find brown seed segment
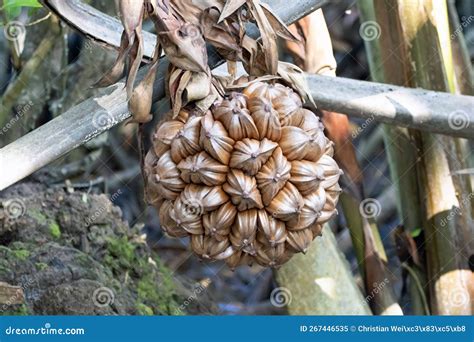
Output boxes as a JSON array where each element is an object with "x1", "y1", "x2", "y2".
[
  {"x1": 223, "y1": 169, "x2": 263, "y2": 211},
  {"x1": 203, "y1": 202, "x2": 237, "y2": 241},
  {"x1": 170, "y1": 115, "x2": 202, "y2": 163},
  {"x1": 178, "y1": 151, "x2": 228, "y2": 186},
  {"x1": 248, "y1": 97, "x2": 281, "y2": 141},
  {"x1": 229, "y1": 138, "x2": 277, "y2": 176},
  {"x1": 230, "y1": 209, "x2": 258, "y2": 255},
  {"x1": 267, "y1": 182, "x2": 304, "y2": 221},
  {"x1": 256, "y1": 147, "x2": 291, "y2": 206},
  {"x1": 213, "y1": 98, "x2": 259, "y2": 140},
  {"x1": 200, "y1": 112, "x2": 234, "y2": 165},
  {"x1": 151, "y1": 151, "x2": 185, "y2": 200},
  {"x1": 289, "y1": 160, "x2": 324, "y2": 196}
]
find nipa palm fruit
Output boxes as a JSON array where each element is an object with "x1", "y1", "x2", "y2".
[{"x1": 145, "y1": 80, "x2": 342, "y2": 269}]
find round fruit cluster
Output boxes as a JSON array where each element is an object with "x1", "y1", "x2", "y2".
[{"x1": 145, "y1": 81, "x2": 342, "y2": 268}]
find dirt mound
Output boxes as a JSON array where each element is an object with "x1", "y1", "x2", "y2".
[{"x1": 0, "y1": 183, "x2": 215, "y2": 315}]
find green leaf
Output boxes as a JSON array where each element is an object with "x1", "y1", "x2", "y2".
[
  {"x1": 2, "y1": 0, "x2": 41, "y2": 21},
  {"x1": 411, "y1": 228, "x2": 422, "y2": 238}
]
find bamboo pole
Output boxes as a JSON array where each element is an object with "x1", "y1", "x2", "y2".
[
  {"x1": 275, "y1": 226, "x2": 371, "y2": 315},
  {"x1": 360, "y1": 0, "x2": 473, "y2": 315},
  {"x1": 277, "y1": 10, "x2": 385, "y2": 315},
  {"x1": 1, "y1": 73, "x2": 473, "y2": 190},
  {"x1": 358, "y1": 0, "x2": 425, "y2": 315}
]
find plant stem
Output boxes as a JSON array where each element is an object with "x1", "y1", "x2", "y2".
[
  {"x1": 275, "y1": 225, "x2": 371, "y2": 315},
  {"x1": 359, "y1": 0, "x2": 473, "y2": 315}
]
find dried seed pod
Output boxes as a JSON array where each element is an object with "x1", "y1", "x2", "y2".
[
  {"x1": 170, "y1": 115, "x2": 202, "y2": 163},
  {"x1": 310, "y1": 223, "x2": 323, "y2": 238},
  {"x1": 287, "y1": 187, "x2": 326, "y2": 230},
  {"x1": 267, "y1": 182, "x2": 304, "y2": 221},
  {"x1": 318, "y1": 155, "x2": 343, "y2": 189},
  {"x1": 247, "y1": 97, "x2": 281, "y2": 141},
  {"x1": 256, "y1": 147, "x2": 291, "y2": 206},
  {"x1": 146, "y1": 79, "x2": 341, "y2": 268},
  {"x1": 178, "y1": 151, "x2": 228, "y2": 185},
  {"x1": 286, "y1": 228, "x2": 313, "y2": 253},
  {"x1": 152, "y1": 151, "x2": 185, "y2": 200},
  {"x1": 158, "y1": 22, "x2": 208, "y2": 73},
  {"x1": 159, "y1": 200, "x2": 188, "y2": 238},
  {"x1": 230, "y1": 209, "x2": 258, "y2": 255},
  {"x1": 257, "y1": 210, "x2": 286, "y2": 246},
  {"x1": 203, "y1": 202, "x2": 237, "y2": 241},
  {"x1": 229, "y1": 138, "x2": 277, "y2": 175},
  {"x1": 144, "y1": 150, "x2": 162, "y2": 205},
  {"x1": 153, "y1": 120, "x2": 184, "y2": 157},
  {"x1": 223, "y1": 169, "x2": 263, "y2": 211},
  {"x1": 273, "y1": 92, "x2": 302, "y2": 124},
  {"x1": 319, "y1": 183, "x2": 342, "y2": 222},
  {"x1": 180, "y1": 184, "x2": 229, "y2": 212},
  {"x1": 191, "y1": 235, "x2": 234, "y2": 260},
  {"x1": 288, "y1": 108, "x2": 320, "y2": 130},
  {"x1": 325, "y1": 183, "x2": 342, "y2": 206},
  {"x1": 254, "y1": 241, "x2": 286, "y2": 267},
  {"x1": 243, "y1": 81, "x2": 288, "y2": 101},
  {"x1": 200, "y1": 112, "x2": 234, "y2": 165},
  {"x1": 172, "y1": 197, "x2": 204, "y2": 235},
  {"x1": 226, "y1": 250, "x2": 254, "y2": 270},
  {"x1": 324, "y1": 139, "x2": 335, "y2": 157},
  {"x1": 279, "y1": 126, "x2": 312, "y2": 160},
  {"x1": 213, "y1": 98, "x2": 259, "y2": 140},
  {"x1": 290, "y1": 160, "x2": 324, "y2": 196}
]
